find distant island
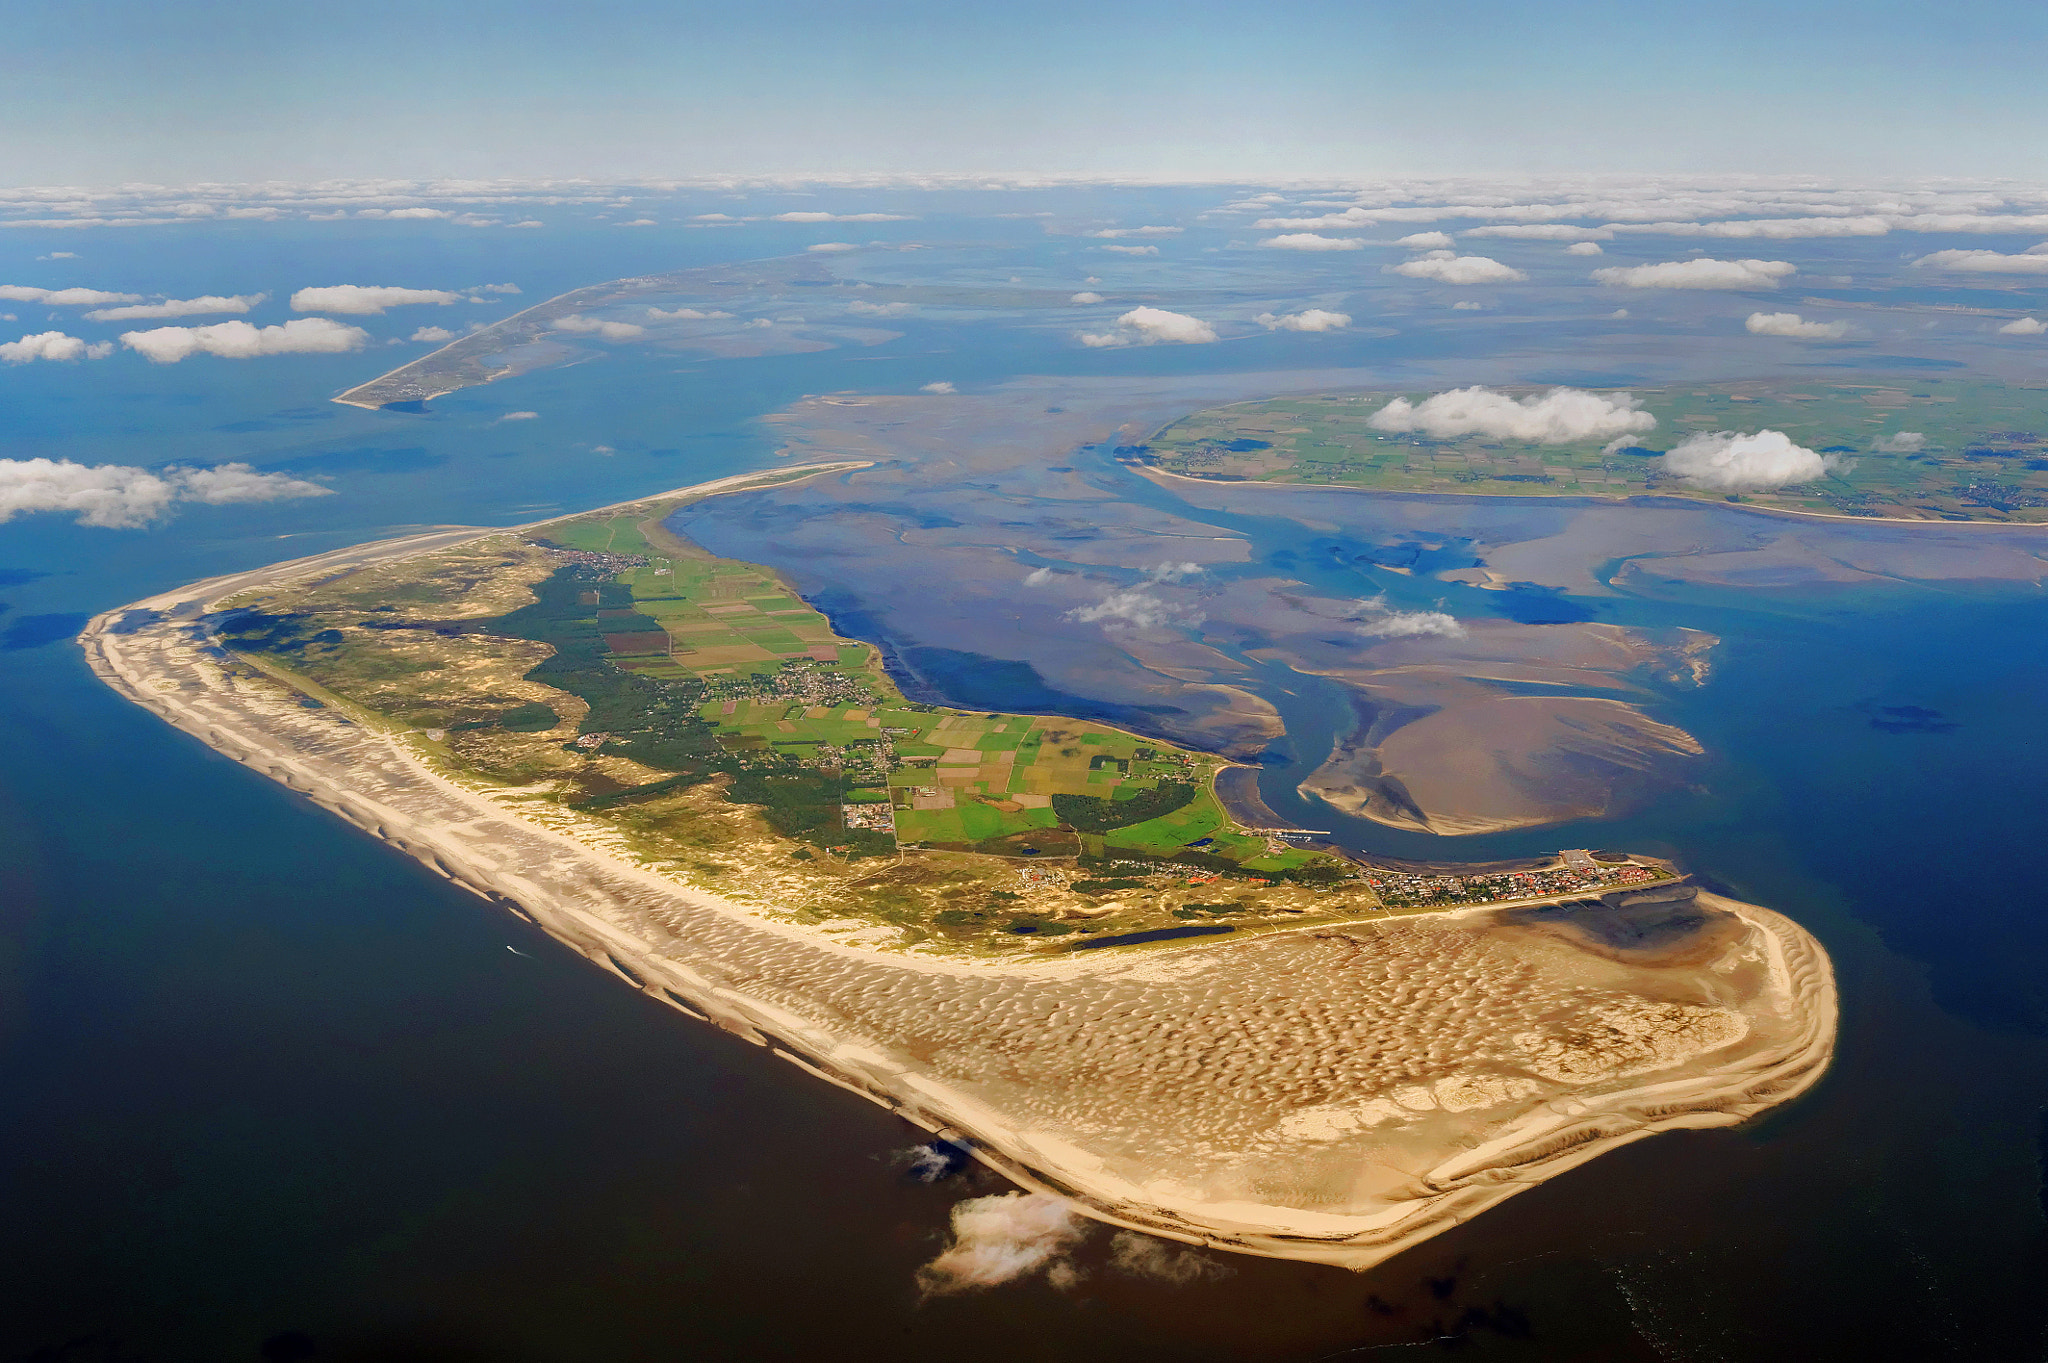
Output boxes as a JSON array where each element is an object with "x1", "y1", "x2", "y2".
[
  {"x1": 1139, "y1": 379, "x2": 2048, "y2": 523},
  {"x1": 82, "y1": 463, "x2": 1837, "y2": 1272}
]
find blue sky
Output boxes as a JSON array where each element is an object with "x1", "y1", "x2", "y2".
[{"x1": 5, "y1": 0, "x2": 2047, "y2": 184}]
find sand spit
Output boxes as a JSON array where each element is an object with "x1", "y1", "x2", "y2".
[{"x1": 82, "y1": 523, "x2": 1837, "y2": 1273}]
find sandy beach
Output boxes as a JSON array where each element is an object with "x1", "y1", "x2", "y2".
[{"x1": 79, "y1": 477, "x2": 1839, "y2": 1272}]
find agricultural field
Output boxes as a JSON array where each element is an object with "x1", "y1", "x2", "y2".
[{"x1": 1139, "y1": 379, "x2": 2048, "y2": 522}]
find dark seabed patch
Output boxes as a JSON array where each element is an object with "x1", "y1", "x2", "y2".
[
  {"x1": 0, "y1": 568, "x2": 52, "y2": 586},
  {"x1": 3, "y1": 613, "x2": 90, "y2": 650},
  {"x1": 1856, "y1": 700, "x2": 1960, "y2": 733},
  {"x1": 270, "y1": 446, "x2": 447, "y2": 475}
]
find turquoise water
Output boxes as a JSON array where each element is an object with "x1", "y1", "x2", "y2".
[{"x1": 3, "y1": 217, "x2": 2047, "y2": 1359}]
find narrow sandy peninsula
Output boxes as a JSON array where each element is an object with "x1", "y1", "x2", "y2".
[{"x1": 81, "y1": 470, "x2": 1837, "y2": 1272}]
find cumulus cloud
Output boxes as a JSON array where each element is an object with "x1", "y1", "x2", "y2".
[
  {"x1": 508, "y1": 220, "x2": 544, "y2": 229},
  {"x1": 1566, "y1": 241, "x2": 1605, "y2": 256},
  {"x1": 1874, "y1": 431, "x2": 1926, "y2": 453},
  {"x1": 1070, "y1": 291, "x2": 1105, "y2": 304},
  {"x1": 845, "y1": 299, "x2": 911, "y2": 316},
  {"x1": 289, "y1": 284, "x2": 461, "y2": 314},
  {"x1": 409, "y1": 326, "x2": 455, "y2": 343},
  {"x1": 1108, "y1": 1232, "x2": 1231, "y2": 1285},
  {"x1": 770, "y1": 211, "x2": 912, "y2": 222},
  {"x1": 1065, "y1": 562, "x2": 1204, "y2": 631},
  {"x1": 1395, "y1": 231, "x2": 1454, "y2": 249},
  {"x1": 1252, "y1": 208, "x2": 1375, "y2": 230},
  {"x1": 920, "y1": 380, "x2": 956, "y2": 393},
  {"x1": 1387, "y1": 251, "x2": 1526, "y2": 284},
  {"x1": 1999, "y1": 316, "x2": 2046, "y2": 335},
  {"x1": 120, "y1": 317, "x2": 369, "y2": 362},
  {"x1": 1098, "y1": 244, "x2": 1159, "y2": 256},
  {"x1": 1745, "y1": 311, "x2": 1848, "y2": 339},
  {"x1": 36, "y1": 251, "x2": 77, "y2": 260},
  {"x1": 1355, "y1": 596, "x2": 1463, "y2": 638},
  {"x1": 497, "y1": 411, "x2": 540, "y2": 423},
  {"x1": 1261, "y1": 233, "x2": 1365, "y2": 252},
  {"x1": 1591, "y1": 258, "x2": 1795, "y2": 289},
  {"x1": 1256, "y1": 308, "x2": 1351, "y2": 331},
  {"x1": 1912, "y1": 249, "x2": 2048, "y2": 275},
  {"x1": 1608, "y1": 216, "x2": 1892, "y2": 239},
  {"x1": 1077, "y1": 306, "x2": 1217, "y2": 348},
  {"x1": 85, "y1": 293, "x2": 265, "y2": 321},
  {"x1": 0, "y1": 285, "x2": 141, "y2": 305},
  {"x1": 355, "y1": 207, "x2": 446, "y2": 220},
  {"x1": 1369, "y1": 386, "x2": 1654, "y2": 445},
  {"x1": 807, "y1": 241, "x2": 858, "y2": 253},
  {"x1": 475, "y1": 283, "x2": 520, "y2": 294},
  {"x1": 0, "y1": 458, "x2": 329, "y2": 528},
  {"x1": 916, "y1": 1194, "x2": 1087, "y2": 1297},
  {"x1": 1022, "y1": 566, "x2": 1055, "y2": 586},
  {"x1": 550, "y1": 314, "x2": 646, "y2": 340},
  {"x1": 1085, "y1": 226, "x2": 1181, "y2": 238},
  {"x1": 615, "y1": 218, "x2": 657, "y2": 227},
  {"x1": 1464, "y1": 224, "x2": 1613, "y2": 241},
  {"x1": 1661, "y1": 429, "x2": 1837, "y2": 490},
  {"x1": 1451, "y1": 300, "x2": 1483, "y2": 310},
  {"x1": 1, "y1": 331, "x2": 110, "y2": 363},
  {"x1": 646, "y1": 306, "x2": 733, "y2": 320}
]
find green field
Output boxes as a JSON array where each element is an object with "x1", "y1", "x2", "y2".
[{"x1": 1141, "y1": 379, "x2": 2048, "y2": 522}]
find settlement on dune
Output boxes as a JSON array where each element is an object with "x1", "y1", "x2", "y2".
[{"x1": 83, "y1": 465, "x2": 1837, "y2": 1272}]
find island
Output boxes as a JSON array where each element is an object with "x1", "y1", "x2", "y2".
[{"x1": 82, "y1": 462, "x2": 1837, "y2": 1272}]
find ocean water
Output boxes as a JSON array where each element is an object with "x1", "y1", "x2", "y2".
[{"x1": 3, "y1": 215, "x2": 2047, "y2": 1360}]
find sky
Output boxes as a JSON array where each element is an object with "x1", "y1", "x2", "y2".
[{"x1": 5, "y1": 0, "x2": 2048, "y2": 186}]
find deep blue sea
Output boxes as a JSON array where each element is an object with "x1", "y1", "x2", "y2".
[{"x1": 4, "y1": 209, "x2": 2048, "y2": 1360}]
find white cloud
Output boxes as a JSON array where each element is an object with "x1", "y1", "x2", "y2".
[
  {"x1": 1566, "y1": 241, "x2": 1605, "y2": 256},
  {"x1": 807, "y1": 241, "x2": 858, "y2": 253},
  {"x1": 916, "y1": 1194, "x2": 1086, "y2": 1297},
  {"x1": 289, "y1": 284, "x2": 461, "y2": 314},
  {"x1": 646, "y1": 306, "x2": 733, "y2": 320},
  {"x1": 1661, "y1": 429, "x2": 1836, "y2": 490},
  {"x1": 1368, "y1": 386, "x2": 1655, "y2": 444},
  {"x1": 1356, "y1": 596, "x2": 1464, "y2": 638},
  {"x1": 1452, "y1": 300, "x2": 1483, "y2": 309},
  {"x1": 1065, "y1": 562, "x2": 1205, "y2": 631},
  {"x1": 1261, "y1": 233, "x2": 1365, "y2": 252},
  {"x1": 845, "y1": 299, "x2": 911, "y2": 316},
  {"x1": 1606, "y1": 216, "x2": 1891, "y2": 239},
  {"x1": 770, "y1": 211, "x2": 911, "y2": 222},
  {"x1": 409, "y1": 326, "x2": 455, "y2": 343},
  {"x1": 1744, "y1": 311, "x2": 1848, "y2": 339},
  {"x1": 1999, "y1": 316, "x2": 2046, "y2": 335},
  {"x1": 1912, "y1": 249, "x2": 2048, "y2": 275},
  {"x1": 1098, "y1": 244, "x2": 1158, "y2": 255},
  {"x1": 744, "y1": 318, "x2": 774, "y2": 328},
  {"x1": 475, "y1": 283, "x2": 520, "y2": 294},
  {"x1": 508, "y1": 220, "x2": 544, "y2": 229},
  {"x1": 451, "y1": 213, "x2": 497, "y2": 227},
  {"x1": 1023, "y1": 566, "x2": 1054, "y2": 586},
  {"x1": 920, "y1": 380, "x2": 956, "y2": 393},
  {"x1": 1609, "y1": 308, "x2": 1631, "y2": 318},
  {"x1": 1077, "y1": 306, "x2": 1217, "y2": 348},
  {"x1": 0, "y1": 458, "x2": 328, "y2": 528},
  {"x1": 1874, "y1": 431, "x2": 1926, "y2": 453},
  {"x1": 36, "y1": 251, "x2": 78, "y2": 260},
  {"x1": 1069, "y1": 291, "x2": 1105, "y2": 304},
  {"x1": 550, "y1": 314, "x2": 646, "y2": 340},
  {"x1": 614, "y1": 218, "x2": 657, "y2": 227},
  {"x1": 85, "y1": 293, "x2": 265, "y2": 321},
  {"x1": 1108, "y1": 1232, "x2": 1230, "y2": 1285},
  {"x1": 1387, "y1": 252, "x2": 1526, "y2": 284},
  {"x1": 1256, "y1": 308, "x2": 1351, "y2": 331},
  {"x1": 1252, "y1": 208, "x2": 1375, "y2": 230},
  {"x1": 356, "y1": 207, "x2": 447, "y2": 220},
  {"x1": 0, "y1": 331, "x2": 109, "y2": 363},
  {"x1": 1395, "y1": 231, "x2": 1454, "y2": 249},
  {"x1": 0, "y1": 285, "x2": 141, "y2": 305},
  {"x1": 1464, "y1": 224, "x2": 1613, "y2": 241},
  {"x1": 497, "y1": 411, "x2": 540, "y2": 422},
  {"x1": 120, "y1": 317, "x2": 369, "y2": 362},
  {"x1": 1592, "y1": 258, "x2": 1796, "y2": 289},
  {"x1": 1085, "y1": 226, "x2": 1181, "y2": 238}
]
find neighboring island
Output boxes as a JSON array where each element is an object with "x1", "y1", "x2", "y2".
[
  {"x1": 1140, "y1": 379, "x2": 2048, "y2": 522},
  {"x1": 81, "y1": 464, "x2": 1837, "y2": 1272}
]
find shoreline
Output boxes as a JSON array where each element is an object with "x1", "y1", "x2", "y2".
[
  {"x1": 1135, "y1": 462, "x2": 2048, "y2": 533},
  {"x1": 79, "y1": 483, "x2": 1839, "y2": 1273}
]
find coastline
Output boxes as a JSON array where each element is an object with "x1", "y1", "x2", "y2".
[{"x1": 79, "y1": 479, "x2": 1840, "y2": 1272}]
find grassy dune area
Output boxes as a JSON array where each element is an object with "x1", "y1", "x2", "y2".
[
  {"x1": 213, "y1": 497, "x2": 1362, "y2": 958},
  {"x1": 1141, "y1": 379, "x2": 2048, "y2": 521}
]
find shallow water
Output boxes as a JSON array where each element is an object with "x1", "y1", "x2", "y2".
[{"x1": 3, "y1": 216, "x2": 2047, "y2": 1359}]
